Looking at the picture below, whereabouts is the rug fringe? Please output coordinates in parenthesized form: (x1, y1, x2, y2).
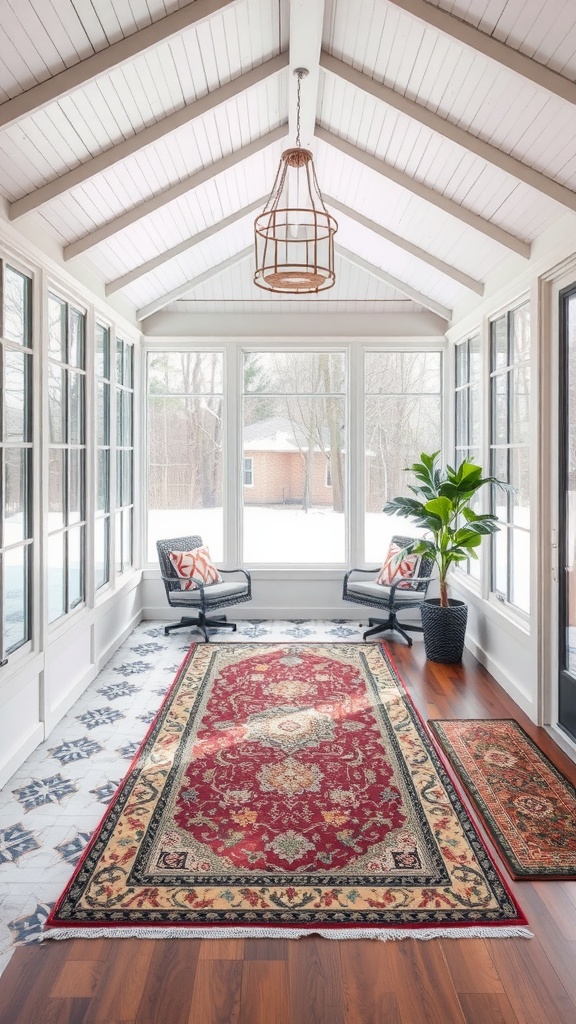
(41, 925, 533, 942)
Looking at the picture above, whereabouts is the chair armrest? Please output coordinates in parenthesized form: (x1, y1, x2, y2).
(388, 575, 432, 596)
(219, 568, 251, 583)
(160, 572, 206, 592)
(343, 567, 380, 584)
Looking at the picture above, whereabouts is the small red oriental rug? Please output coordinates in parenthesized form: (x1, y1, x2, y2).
(429, 718, 576, 880)
(45, 644, 529, 941)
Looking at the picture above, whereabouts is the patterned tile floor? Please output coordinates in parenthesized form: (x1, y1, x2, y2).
(0, 617, 375, 976)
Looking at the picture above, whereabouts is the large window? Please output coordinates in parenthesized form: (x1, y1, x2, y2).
(147, 352, 223, 561)
(115, 337, 134, 575)
(47, 293, 86, 623)
(490, 303, 530, 614)
(243, 351, 346, 563)
(1, 263, 33, 660)
(365, 351, 442, 563)
(455, 334, 481, 580)
(95, 323, 110, 590)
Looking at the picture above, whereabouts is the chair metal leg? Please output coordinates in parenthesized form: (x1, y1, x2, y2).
(164, 612, 238, 641)
(363, 612, 414, 646)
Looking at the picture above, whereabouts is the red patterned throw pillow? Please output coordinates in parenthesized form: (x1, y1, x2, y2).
(168, 546, 222, 591)
(376, 541, 421, 587)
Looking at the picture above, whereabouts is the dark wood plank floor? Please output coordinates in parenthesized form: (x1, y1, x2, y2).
(1, 642, 575, 1024)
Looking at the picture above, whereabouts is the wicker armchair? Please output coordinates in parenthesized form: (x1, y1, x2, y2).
(156, 535, 252, 641)
(342, 534, 434, 644)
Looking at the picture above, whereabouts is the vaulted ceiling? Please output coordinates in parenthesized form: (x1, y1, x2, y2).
(1, 0, 576, 330)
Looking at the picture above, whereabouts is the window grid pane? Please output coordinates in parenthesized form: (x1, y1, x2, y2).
(454, 335, 481, 580)
(490, 304, 530, 612)
(366, 351, 442, 563)
(1, 263, 33, 659)
(95, 324, 110, 590)
(147, 351, 223, 562)
(115, 338, 134, 575)
(47, 292, 86, 623)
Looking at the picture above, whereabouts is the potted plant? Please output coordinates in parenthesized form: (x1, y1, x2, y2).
(382, 451, 507, 663)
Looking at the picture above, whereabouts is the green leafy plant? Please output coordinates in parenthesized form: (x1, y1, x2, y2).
(382, 451, 507, 608)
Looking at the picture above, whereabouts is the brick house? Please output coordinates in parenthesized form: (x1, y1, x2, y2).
(243, 417, 335, 507)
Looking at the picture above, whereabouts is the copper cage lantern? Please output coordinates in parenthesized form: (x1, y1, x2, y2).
(253, 71, 338, 294)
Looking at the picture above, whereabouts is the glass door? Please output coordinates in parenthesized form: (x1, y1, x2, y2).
(559, 285, 576, 741)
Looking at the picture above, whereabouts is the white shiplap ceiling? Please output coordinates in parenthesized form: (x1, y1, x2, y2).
(1, 0, 575, 328)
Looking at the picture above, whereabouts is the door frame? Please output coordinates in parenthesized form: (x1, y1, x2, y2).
(540, 260, 576, 760)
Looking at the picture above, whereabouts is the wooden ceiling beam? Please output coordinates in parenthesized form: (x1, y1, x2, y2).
(136, 246, 253, 320)
(385, 0, 576, 107)
(288, 0, 324, 149)
(337, 244, 452, 320)
(324, 194, 484, 295)
(316, 127, 531, 258)
(63, 125, 287, 260)
(321, 53, 576, 214)
(0, 0, 241, 132)
(105, 198, 267, 295)
(10, 54, 288, 220)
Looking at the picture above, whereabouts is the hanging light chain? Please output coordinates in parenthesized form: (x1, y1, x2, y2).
(293, 67, 308, 149)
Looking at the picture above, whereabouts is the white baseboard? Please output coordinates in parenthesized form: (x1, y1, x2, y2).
(464, 634, 536, 720)
(96, 610, 143, 672)
(0, 724, 45, 789)
(141, 605, 422, 622)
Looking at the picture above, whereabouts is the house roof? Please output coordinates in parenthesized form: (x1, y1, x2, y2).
(243, 416, 333, 452)
(1, 0, 575, 330)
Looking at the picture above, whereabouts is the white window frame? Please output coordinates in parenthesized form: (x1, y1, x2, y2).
(243, 456, 254, 487)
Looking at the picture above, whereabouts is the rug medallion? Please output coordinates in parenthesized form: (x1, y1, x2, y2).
(46, 644, 528, 939)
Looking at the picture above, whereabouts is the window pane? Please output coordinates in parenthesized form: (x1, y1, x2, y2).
(122, 509, 132, 571)
(117, 339, 124, 383)
(245, 352, 345, 394)
(122, 449, 132, 505)
(68, 526, 84, 608)
(4, 350, 27, 440)
(48, 364, 64, 443)
(69, 449, 83, 524)
(469, 384, 480, 446)
(469, 336, 481, 382)
(511, 448, 530, 528)
(147, 394, 223, 561)
(148, 351, 222, 395)
(48, 533, 65, 623)
(511, 529, 530, 613)
(243, 392, 346, 563)
(49, 450, 65, 531)
(97, 449, 109, 512)
(124, 342, 133, 387)
(48, 295, 66, 360)
(69, 308, 84, 367)
(69, 370, 84, 444)
(4, 266, 30, 345)
(3, 545, 27, 652)
(95, 323, 109, 378)
(366, 351, 440, 394)
(122, 391, 132, 445)
(97, 381, 109, 445)
(4, 449, 28, 543)
(455, 390, 468, 447)
(511, 366, 530, 445)
(492, 373, 508, 445)
(95, 517, 109, 590)
(512, 304, 530, 363)
(492, 316, 508, 370)
(455, 343, 468, 388)
(493, 526, 508, 595)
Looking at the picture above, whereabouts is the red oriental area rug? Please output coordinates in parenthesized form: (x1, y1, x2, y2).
(429, 719, 576, 880)
(45, 644, 529, 940)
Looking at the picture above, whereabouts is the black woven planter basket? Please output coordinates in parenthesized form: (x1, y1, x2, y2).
(421, 599, 468, 663)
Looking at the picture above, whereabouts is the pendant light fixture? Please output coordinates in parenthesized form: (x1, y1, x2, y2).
(254, 68, 338, 294)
